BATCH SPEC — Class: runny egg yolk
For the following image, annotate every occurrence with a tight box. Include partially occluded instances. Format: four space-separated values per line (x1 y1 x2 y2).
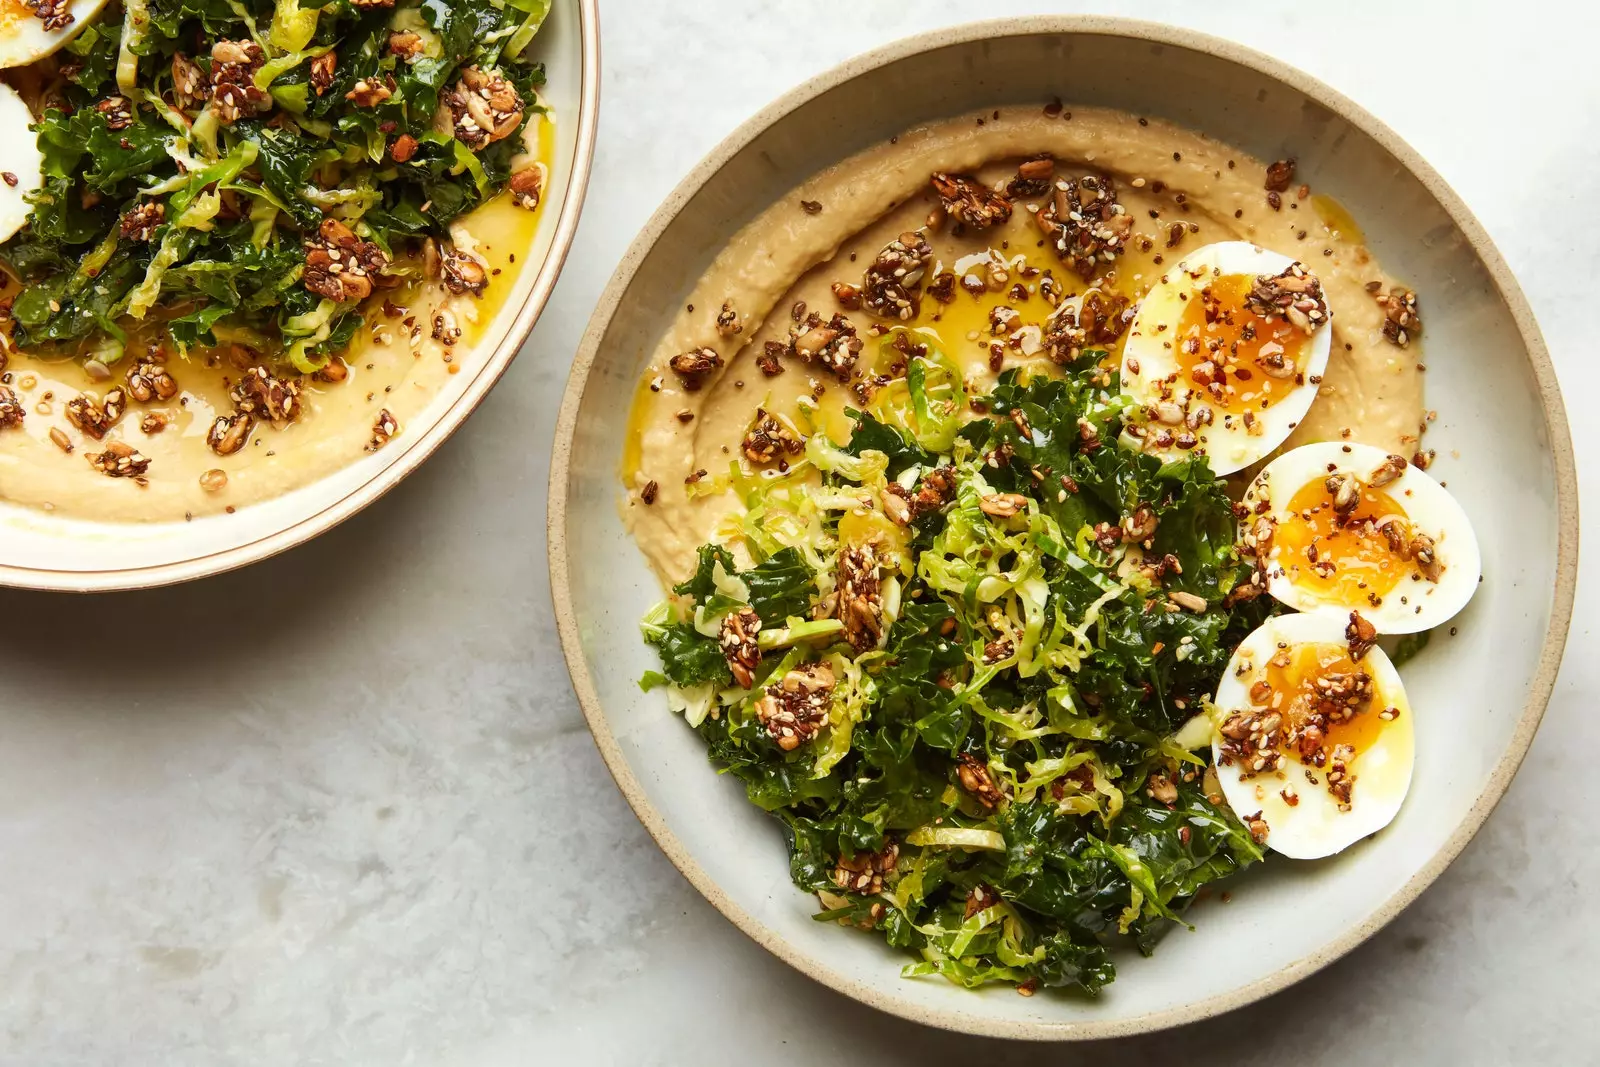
1273 476 1415 605
0 0 29 27
1262 642 1387 763
1173 273 1310 417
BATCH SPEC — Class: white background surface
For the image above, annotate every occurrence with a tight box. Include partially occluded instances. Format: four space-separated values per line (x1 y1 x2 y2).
1 2 1594 1064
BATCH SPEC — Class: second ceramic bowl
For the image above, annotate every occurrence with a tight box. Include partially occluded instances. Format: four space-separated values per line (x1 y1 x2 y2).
0 0 599 592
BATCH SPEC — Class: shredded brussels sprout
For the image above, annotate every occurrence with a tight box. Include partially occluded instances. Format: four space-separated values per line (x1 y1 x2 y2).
642 351 1276 995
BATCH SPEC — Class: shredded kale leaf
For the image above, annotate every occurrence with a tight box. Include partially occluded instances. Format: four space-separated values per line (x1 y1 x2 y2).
642 351 1279 996
651 624 731 690
743 547 814 624
842 408 933 476
673 544 738 603
2 0 549 369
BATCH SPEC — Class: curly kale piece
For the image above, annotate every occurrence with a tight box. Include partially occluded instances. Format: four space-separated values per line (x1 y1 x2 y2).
641 354 1275 997
1 0 549 369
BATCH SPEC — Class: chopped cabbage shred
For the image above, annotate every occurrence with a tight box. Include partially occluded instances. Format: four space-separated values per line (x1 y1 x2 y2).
641 340 1273 996
2 0 549 368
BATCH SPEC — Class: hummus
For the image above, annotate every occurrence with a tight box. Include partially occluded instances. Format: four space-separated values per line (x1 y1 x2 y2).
623 106 1425 585
0 120 552 523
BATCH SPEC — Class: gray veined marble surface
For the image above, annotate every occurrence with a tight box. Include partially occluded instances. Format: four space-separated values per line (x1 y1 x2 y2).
2 2 1597 1064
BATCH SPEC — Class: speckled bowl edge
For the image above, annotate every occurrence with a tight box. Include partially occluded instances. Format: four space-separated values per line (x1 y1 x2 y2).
548 14 1577 1041
0 0 601 593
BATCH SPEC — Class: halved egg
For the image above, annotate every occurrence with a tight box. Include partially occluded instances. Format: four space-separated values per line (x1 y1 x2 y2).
0 0 108 68
1212 612 1413 860
1120 241 1332 475
0 80 41 242
1240 441 1480 634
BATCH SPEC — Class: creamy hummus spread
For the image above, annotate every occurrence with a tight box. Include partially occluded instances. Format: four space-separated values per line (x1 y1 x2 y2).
0 121 552 523
623 106 1426 585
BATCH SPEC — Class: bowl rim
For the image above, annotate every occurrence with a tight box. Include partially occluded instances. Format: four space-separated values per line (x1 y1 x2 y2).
0 0 602 594
548 14 1578 1040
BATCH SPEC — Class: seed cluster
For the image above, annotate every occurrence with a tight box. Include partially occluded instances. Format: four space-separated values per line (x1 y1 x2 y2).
65 393 118 440
1244 263 1329 334
834 544 884 653
208 41 272 124
718 607 763 689
439 245 489 297
1368 282 1422 347
25 0 73 31
785 310 862 380
304 218 390 304
86 440 151 482
930 172 1014 230
741 407 804 466
754 663 835 751
93 96 134 131
1041 287 1132 366
668 347 723 391
230 366 302 426
1035 173 1132 279
957 753 1006 808
832 840 899 895
366 408 398 452
445 67 525 152
126 361 178 404
0 387 24 429
862 231 933 321
509 165 547 212
118 201 166 243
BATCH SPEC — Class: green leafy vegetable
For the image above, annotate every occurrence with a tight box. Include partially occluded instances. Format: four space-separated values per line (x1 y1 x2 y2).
648 623 732 690
641 357 1281 996
2 0 549 369
743 547 814 624
840 409 932 476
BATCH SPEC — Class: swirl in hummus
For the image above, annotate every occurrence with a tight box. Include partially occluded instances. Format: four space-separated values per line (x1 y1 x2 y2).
623 105 1428 586
0 158 550 523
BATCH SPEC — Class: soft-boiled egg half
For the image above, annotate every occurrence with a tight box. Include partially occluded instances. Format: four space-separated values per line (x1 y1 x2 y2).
0 0 107 68
1211 612 1413 860
1240 441 1480 634
0 81 41 242
1120 241 1332 475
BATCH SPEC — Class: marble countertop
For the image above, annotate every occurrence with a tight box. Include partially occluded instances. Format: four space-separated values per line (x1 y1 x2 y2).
3 2 1595 1064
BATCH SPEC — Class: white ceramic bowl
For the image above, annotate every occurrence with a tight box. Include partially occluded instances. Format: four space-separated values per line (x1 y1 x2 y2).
550 17 1577 1039
0 0 599 592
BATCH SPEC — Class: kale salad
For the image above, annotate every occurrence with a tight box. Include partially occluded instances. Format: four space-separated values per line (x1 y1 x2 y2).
1 0 550 373
641 338 1278 996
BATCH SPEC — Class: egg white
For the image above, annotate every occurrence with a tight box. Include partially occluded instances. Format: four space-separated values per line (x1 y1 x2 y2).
0 0 108 68
1120 241 1332 476
1243 441 1481 634
0 81 40 242
1212 612 1414 860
